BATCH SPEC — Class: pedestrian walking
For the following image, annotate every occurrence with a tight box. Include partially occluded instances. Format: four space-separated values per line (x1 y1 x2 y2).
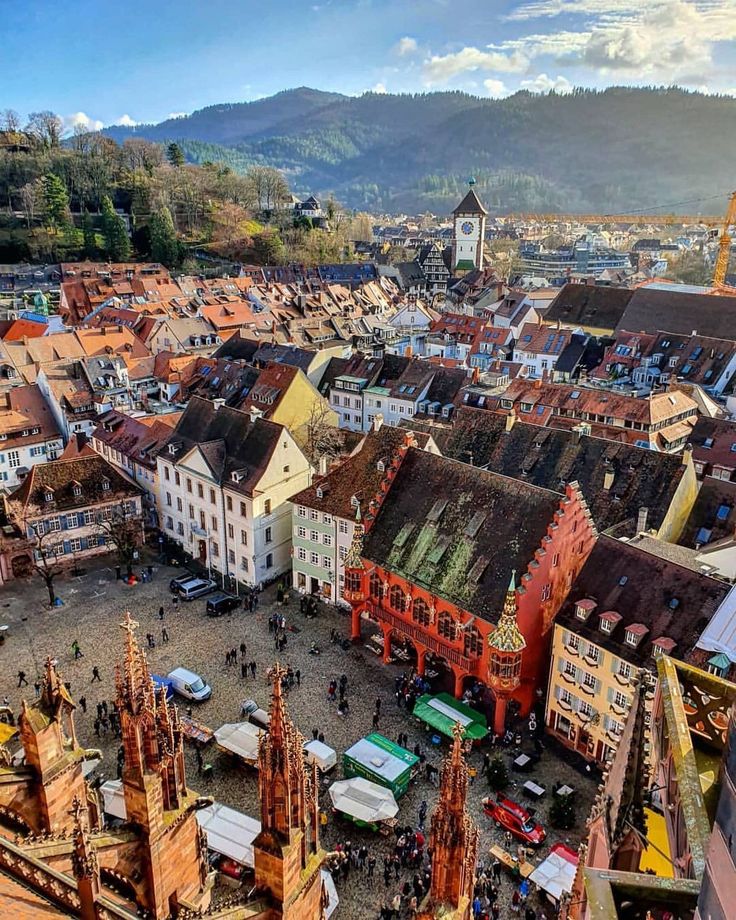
158 606 164 620
79 695 87 713
312 727 319 740
162 627 169 643
241 662 247 679
372 711 380 730
196 745 203 775
295 669 300 687
375 698 381 715
72 640 83 659
93 718 100 736
33 681 41 697
250 661 256 678
418 800 428 830
367 855 376 878
91 667 101 683
240 642 246 660
17 670 28 687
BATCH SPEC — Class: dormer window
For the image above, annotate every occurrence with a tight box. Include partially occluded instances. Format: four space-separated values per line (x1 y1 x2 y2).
599 611 621 635
575 599 596 622
44 489 54 503
652 637 676 658
350 495 359 508
624 624 648 648
101 478 110 491
377 460 385 472
231 470 245 483
316 487 324 499
168 444 178 455
72 483 82 497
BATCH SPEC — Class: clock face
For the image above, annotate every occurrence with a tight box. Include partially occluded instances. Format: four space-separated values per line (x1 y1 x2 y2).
461 220 474 236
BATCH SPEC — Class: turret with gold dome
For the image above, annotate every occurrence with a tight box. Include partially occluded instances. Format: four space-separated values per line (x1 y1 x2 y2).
487 571 526 736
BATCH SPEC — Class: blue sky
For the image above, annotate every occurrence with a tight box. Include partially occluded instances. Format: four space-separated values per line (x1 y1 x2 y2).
4 0 736 130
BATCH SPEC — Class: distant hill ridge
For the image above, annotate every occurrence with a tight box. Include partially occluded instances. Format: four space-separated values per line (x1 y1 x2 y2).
103 86 736 214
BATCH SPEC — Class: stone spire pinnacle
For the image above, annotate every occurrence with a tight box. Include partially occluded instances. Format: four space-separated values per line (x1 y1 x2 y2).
488 570 526 653
70 796 98 881
425 722 479 912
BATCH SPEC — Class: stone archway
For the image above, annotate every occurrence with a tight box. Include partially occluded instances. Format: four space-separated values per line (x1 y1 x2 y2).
386 629 418 669
424 653 459 696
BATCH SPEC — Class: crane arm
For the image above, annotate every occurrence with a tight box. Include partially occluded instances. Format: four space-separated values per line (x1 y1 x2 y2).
713 191 736 287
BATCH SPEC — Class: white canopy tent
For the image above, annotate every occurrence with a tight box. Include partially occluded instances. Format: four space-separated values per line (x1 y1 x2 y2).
529 844 578 902
329 777 399 823
100 779 126 821
215 722 263 766
195 802 261 868
304 739 337 772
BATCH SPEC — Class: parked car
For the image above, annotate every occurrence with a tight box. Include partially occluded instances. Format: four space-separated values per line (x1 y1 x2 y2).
166 667 212 701
206 592 243 617
170 572 195 593
482 795 546 846
176 578 216 601
240 699 270 731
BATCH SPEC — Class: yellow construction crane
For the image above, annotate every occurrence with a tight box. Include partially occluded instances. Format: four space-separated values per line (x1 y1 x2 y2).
713 191 736 287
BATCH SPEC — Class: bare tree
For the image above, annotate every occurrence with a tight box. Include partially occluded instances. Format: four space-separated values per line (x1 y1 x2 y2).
3 500 66 606
0 109 22 133
19 180 41 228
25 111 63 149
94 501 144 577
303 401 345 467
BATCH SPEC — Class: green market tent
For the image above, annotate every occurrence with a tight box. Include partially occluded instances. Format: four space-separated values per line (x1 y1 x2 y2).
412 693 488 741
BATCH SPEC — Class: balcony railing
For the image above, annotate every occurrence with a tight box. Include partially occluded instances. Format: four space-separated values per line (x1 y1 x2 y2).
367 602 473 672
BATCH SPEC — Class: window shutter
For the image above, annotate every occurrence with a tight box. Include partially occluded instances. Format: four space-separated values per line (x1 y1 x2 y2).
97 535 106 546
561 629 569 645
80 537 88 551
62 540 71 554
554 685 562 700
595 677 601 694
607 687 615 705
575 667 582 683
59 515 67 530
557 658 565 673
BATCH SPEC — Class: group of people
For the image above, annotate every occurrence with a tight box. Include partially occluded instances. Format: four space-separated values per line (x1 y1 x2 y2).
224 644 258 680
268 612 289 652
327 673 351 716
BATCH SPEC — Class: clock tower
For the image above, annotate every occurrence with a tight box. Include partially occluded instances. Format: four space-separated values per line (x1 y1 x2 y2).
452 180 488 275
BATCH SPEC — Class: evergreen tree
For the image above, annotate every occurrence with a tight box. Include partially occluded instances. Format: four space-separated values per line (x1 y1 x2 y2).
252 229 285 265
100 195 131 261
149 206 179 267
486 756 509 792
166 142 185 168
550 791 577 830
41 174 70 230
81 210 97 258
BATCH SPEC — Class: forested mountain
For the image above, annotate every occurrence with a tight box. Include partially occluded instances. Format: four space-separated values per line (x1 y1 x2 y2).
104 86 736 214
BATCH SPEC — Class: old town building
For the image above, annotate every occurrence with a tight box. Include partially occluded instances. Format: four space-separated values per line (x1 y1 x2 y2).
345 442 597 718
547 535 730 766
289 421 438 603
157 397 311 588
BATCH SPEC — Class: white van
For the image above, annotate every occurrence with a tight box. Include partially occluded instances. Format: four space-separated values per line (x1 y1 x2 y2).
167 667 212 701
177 578 216 601
240 699 269 730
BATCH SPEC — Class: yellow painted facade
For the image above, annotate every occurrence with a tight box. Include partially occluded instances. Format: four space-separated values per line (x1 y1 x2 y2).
269 368 339 449
546 621 644 767
656 453 699 543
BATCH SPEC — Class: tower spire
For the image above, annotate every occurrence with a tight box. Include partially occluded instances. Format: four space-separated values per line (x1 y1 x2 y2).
421 722 479 916
70 795 100 920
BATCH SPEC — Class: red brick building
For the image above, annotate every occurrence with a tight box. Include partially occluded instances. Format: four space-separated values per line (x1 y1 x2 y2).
345 437 597 721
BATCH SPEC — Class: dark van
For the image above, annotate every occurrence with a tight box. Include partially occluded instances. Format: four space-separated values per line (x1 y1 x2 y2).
206 592 242 617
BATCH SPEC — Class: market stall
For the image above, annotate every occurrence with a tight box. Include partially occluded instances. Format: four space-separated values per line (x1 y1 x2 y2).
343 733 418 798
180 715 215 746
412 693 488 741
304 739 337 772
528 842 578 904
329 776 399 831
195 802 261 868
214 722 263 767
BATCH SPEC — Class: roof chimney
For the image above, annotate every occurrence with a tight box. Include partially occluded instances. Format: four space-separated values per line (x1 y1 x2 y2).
249 406 264 423
637 506 649 534
505 410 516 433
318 455 330 476
373 413 384 433
603 465 615 491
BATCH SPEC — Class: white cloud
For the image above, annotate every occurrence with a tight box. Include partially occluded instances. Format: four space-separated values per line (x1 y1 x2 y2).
396 36 418 56
371 82 388 93
63 112 103 133
483 78 511 98
521 72 574 93
423 46 529 84
113 114 138 127
167 112 188 120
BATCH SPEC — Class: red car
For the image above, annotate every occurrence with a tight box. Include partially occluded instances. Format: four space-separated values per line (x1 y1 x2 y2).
482 795 547 847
